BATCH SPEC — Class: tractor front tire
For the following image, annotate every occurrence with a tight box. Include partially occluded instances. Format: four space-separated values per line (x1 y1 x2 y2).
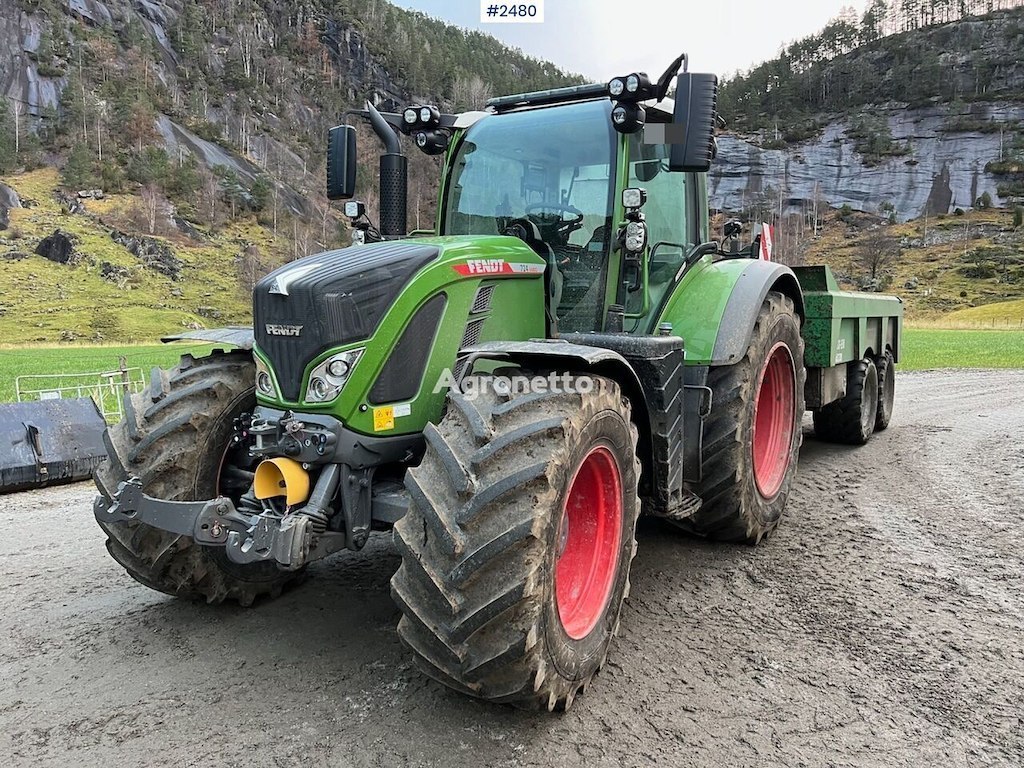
94 350 303 606
812 357 880 445
674 291 806 544
392 374 640 710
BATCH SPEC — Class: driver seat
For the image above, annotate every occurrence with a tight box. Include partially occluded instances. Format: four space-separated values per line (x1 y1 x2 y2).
506 219 562 332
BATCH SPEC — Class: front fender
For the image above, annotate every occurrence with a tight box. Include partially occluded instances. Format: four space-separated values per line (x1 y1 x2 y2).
161 326 255 349
656 258 804 366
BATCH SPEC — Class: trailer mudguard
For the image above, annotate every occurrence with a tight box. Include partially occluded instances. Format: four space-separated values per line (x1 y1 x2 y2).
655 257 804 366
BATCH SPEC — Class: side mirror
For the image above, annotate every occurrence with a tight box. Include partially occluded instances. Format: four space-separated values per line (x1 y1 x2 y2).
634 159 661 183
327 125 357 200
668 73 718 173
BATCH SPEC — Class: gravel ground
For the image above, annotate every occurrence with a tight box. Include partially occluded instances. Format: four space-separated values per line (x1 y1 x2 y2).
1 370 1022 767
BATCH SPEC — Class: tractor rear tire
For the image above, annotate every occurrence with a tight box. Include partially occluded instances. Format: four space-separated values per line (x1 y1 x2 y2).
94 349 303 606
392 374 640 710
673 291 806 544
812 357 880 445
874 349 896 431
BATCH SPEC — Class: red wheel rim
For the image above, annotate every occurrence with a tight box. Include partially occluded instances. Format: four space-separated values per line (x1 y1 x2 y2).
752 342 796 499
555 446 623 641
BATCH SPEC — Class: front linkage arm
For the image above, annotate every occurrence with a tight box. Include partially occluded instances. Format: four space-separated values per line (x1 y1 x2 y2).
93 478 348 571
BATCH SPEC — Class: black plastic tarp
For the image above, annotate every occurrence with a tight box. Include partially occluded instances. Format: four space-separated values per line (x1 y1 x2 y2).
0 398 107 494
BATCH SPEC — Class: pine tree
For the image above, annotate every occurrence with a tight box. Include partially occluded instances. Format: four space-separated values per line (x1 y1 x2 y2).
63 143 96 189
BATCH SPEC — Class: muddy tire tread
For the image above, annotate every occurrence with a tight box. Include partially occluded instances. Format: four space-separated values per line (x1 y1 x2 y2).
94 349 301 606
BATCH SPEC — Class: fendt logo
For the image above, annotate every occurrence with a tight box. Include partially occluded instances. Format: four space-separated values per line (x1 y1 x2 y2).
464 259 506 274
452 260 545 277
265 324 303 337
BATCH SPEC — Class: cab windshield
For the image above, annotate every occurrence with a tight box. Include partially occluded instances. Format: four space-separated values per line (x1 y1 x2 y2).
442 100 617 332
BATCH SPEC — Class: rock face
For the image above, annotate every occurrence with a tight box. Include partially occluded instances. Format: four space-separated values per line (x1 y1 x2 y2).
35 230 77 264
0 0 61 117
110 230 183 280
154 116 307 215
321 20 409 109
1 0 411 216
0 182 20 230
710 102 1024 222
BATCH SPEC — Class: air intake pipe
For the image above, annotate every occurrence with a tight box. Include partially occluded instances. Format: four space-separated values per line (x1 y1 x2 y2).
367 101 408 238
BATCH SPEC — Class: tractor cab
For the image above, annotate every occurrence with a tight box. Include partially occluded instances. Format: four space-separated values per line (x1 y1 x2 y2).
442 99 617 333
328 54 717 337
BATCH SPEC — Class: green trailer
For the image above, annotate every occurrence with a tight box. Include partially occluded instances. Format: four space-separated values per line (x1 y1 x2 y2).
795 265 902 442
92 55 903 711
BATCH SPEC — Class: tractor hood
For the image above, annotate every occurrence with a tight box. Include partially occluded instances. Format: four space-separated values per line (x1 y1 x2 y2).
254 241 439 401
252 236 547 434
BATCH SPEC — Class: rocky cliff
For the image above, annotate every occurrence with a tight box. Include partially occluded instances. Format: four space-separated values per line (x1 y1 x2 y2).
0 0 414 208
712 7 1024 221
711 102 1024 221
1 0 579 222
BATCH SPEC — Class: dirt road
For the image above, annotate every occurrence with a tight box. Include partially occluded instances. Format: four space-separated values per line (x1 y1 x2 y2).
2 370 1022 767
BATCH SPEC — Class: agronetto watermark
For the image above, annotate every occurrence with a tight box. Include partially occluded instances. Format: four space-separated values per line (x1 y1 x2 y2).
433 369 593 400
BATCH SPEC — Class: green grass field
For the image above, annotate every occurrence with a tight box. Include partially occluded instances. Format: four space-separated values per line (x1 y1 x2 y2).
0 343 214 403
0 331 1020 406
899 328 1024 370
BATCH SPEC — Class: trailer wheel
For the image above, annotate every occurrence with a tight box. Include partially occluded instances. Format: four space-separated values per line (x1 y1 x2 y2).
392 374 640 710
93 350 303 606
874 349 896 431
673 291 805 544
812 358 880 445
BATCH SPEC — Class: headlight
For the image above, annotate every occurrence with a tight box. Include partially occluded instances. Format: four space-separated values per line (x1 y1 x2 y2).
624 221 647 252
626 74 639 93
622 187 647 209
309 377 330 401
608 78 624 97
305 348 364 403
610 102 646 134
419 106 432 123
403 108 418 125
254 356 279 398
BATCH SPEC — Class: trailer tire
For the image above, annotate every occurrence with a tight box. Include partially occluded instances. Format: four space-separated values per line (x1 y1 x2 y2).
812 358 879 446
392 374 640 710
874 349 896 431
93 350 303 606
672 292 805 544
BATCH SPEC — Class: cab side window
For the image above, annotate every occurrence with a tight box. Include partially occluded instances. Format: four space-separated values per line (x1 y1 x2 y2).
627 133 692 315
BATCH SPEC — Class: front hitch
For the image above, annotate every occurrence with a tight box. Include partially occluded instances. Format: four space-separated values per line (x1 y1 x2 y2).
93 478 345 570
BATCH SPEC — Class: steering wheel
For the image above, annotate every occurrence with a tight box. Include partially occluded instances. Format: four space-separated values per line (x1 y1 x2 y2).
525 203 584 242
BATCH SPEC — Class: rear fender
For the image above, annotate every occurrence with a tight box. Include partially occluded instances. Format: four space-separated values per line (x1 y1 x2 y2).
657 258 804 366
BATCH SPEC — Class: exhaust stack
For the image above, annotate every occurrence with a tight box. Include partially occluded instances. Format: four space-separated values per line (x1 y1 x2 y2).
367 101 408 238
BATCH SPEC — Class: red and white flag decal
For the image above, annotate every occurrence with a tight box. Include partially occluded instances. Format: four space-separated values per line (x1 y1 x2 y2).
453 260 546 276
760 223 774 262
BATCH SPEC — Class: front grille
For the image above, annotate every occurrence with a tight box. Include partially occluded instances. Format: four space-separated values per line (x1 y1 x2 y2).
253 242 439 401
461 318 485 348
470 284 495 314
369 293 447 405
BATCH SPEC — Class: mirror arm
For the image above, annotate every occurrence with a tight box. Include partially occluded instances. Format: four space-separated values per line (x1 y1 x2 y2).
655 53 687 101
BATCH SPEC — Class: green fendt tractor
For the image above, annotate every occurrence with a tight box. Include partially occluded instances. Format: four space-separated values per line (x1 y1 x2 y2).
93 56 902 710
